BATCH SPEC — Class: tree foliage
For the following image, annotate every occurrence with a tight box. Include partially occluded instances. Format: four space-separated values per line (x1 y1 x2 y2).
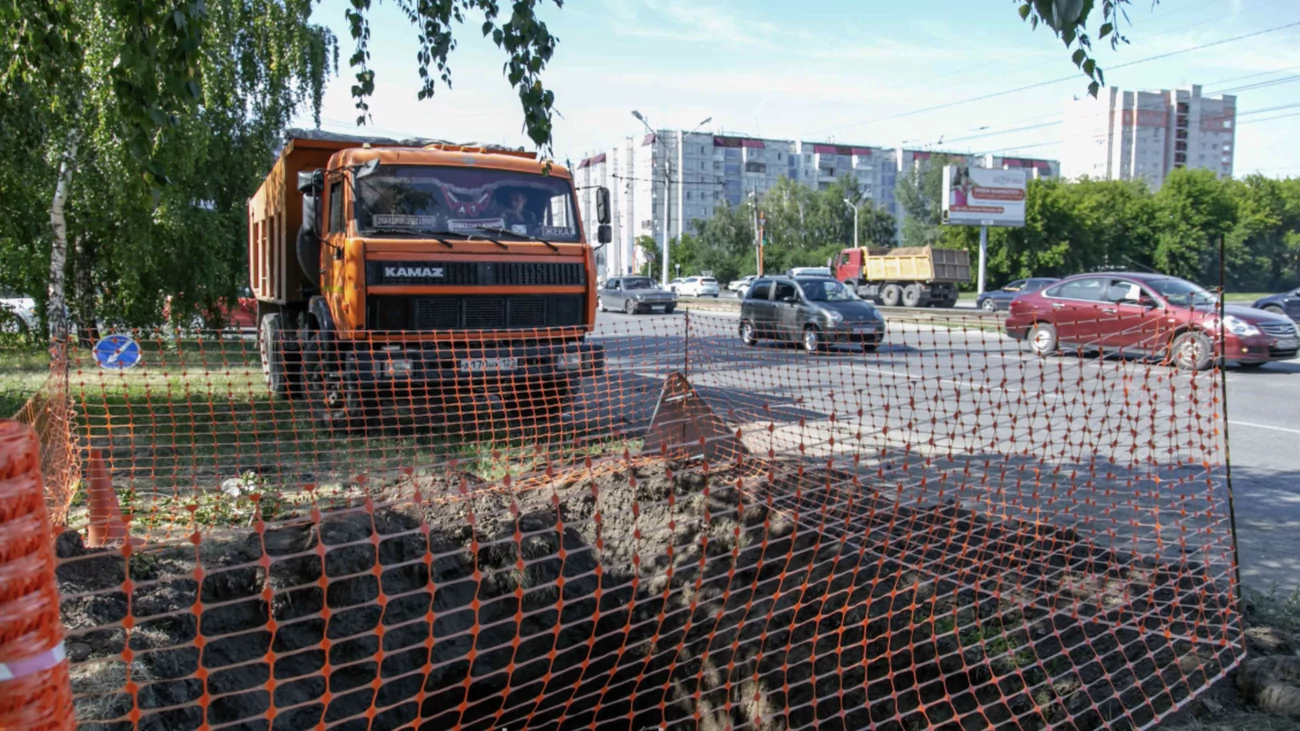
0 0 337 332
938 169 1300 293
894 155 961 247
666 176 898 281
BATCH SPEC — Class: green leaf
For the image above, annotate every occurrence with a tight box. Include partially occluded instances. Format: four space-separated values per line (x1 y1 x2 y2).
1019 3 1031 20
1088 80 1100 97
1099 22 1113 39
1072 48 1086 67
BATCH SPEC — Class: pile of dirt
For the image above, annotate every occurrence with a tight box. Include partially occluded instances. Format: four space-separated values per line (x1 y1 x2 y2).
56 457 1239 731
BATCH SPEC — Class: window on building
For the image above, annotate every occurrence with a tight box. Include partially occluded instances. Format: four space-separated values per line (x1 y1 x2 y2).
745 161 766 174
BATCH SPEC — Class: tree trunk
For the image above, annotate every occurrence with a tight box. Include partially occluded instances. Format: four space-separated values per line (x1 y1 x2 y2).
47 133 79 341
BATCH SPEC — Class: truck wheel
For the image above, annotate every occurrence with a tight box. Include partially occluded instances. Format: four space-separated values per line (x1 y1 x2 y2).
304 332 368 432
624 299 637 315
880 284 902 307
901 284 922 308
740 320 758 346
259 313 291 399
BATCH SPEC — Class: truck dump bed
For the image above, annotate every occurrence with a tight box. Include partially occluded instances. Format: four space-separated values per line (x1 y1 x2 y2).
862 246 971 284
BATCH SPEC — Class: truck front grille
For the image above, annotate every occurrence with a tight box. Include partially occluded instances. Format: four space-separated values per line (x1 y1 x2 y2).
366 261 586 287
369 295 585 331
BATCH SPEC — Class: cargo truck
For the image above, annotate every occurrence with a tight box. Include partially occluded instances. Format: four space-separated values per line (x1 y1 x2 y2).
832 245 971 308
247 130 610 427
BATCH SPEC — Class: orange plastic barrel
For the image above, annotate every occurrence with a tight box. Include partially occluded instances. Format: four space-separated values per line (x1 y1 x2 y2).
0 420 74 730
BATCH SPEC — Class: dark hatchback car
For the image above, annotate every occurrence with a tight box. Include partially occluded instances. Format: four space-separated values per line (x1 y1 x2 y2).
1252 287 1300 323
1005 272 1299 370
976 278 1059 313
740 276 886 352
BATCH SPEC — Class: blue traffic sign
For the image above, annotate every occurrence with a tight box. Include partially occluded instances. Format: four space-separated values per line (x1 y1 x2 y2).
93 334 142 370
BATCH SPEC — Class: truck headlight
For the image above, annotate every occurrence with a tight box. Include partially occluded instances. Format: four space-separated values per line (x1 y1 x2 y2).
557 352 584 370
383 358 414 376
1223 315 1260 337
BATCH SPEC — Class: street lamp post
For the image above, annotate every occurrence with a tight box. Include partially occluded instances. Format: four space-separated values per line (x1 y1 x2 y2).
631 111 711 287
844 197 864 250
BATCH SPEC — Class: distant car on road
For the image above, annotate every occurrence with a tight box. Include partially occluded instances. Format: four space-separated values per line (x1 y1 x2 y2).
1005 272 1299 370
1252 288 1300 322
740 276 885 353
787 267 833 278
727 275 757 294
598 276 677 315
675 276 720 297
976 278 1059 313
0 288 37 334
164 288 258 331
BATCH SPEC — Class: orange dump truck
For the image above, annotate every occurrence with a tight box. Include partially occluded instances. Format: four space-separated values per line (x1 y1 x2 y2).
247 130 610 426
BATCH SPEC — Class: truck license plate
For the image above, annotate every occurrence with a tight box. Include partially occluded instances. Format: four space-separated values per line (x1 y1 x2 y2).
459 357 517 372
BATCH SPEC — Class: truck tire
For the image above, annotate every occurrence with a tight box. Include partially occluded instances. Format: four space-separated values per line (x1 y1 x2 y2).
259 313 291 399
901 284 922 308
303 330 368 432
880 284 902 307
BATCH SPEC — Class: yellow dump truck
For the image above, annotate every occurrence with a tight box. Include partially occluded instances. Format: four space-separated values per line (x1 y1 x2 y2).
832 245 971 308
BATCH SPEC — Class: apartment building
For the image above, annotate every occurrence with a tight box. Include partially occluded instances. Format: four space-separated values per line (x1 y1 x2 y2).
1061 84 1236 189
577 130 1060 280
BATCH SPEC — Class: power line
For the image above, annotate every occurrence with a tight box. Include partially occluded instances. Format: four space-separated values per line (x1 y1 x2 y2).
842 0 1263 118
976 103 1300 156
817 20 1300 135
1204 64 1300 91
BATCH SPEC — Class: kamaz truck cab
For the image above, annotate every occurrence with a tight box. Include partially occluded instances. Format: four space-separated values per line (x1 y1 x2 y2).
248 130 611 427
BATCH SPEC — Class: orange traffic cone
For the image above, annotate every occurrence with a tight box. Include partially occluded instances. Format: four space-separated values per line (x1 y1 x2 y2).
84 449 128 548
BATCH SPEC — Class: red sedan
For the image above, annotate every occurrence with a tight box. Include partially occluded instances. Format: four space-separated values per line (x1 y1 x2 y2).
1005 272 1299 370
164 287 258 331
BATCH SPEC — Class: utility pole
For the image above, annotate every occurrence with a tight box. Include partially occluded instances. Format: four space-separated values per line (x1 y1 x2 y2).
630 112 712 287
660 153 671 286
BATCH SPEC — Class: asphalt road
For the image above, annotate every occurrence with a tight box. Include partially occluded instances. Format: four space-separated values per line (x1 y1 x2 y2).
591 307 1300 594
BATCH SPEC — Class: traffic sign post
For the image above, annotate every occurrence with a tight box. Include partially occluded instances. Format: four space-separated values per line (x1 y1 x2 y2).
93 334 142 370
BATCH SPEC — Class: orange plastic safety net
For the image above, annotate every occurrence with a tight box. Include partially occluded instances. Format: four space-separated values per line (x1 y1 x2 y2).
22 311 1242 729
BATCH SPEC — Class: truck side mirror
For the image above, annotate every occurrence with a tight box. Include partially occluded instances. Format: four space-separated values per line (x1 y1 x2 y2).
596 187 611 225
297 170 324 236
297 170 323 195
597 224 612 245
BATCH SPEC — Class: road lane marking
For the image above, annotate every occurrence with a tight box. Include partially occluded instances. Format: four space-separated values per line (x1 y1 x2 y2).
1228 420 1300 436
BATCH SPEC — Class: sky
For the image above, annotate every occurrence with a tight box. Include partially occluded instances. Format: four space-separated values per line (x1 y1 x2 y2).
291 0 1300 178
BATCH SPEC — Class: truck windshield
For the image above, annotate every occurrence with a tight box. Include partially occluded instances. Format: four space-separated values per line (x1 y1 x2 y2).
354 164 580 242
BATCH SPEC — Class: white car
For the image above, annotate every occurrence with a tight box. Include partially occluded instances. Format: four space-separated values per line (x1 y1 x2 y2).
788 267 833 278
727 275 757 294
675 277 720 297
0 289 37 334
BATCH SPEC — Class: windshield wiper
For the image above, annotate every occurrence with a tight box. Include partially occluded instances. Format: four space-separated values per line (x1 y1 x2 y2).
475 226 561 253
361 228 453 248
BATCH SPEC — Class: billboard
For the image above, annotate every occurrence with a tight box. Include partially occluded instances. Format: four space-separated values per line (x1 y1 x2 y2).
942 165 1027 227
